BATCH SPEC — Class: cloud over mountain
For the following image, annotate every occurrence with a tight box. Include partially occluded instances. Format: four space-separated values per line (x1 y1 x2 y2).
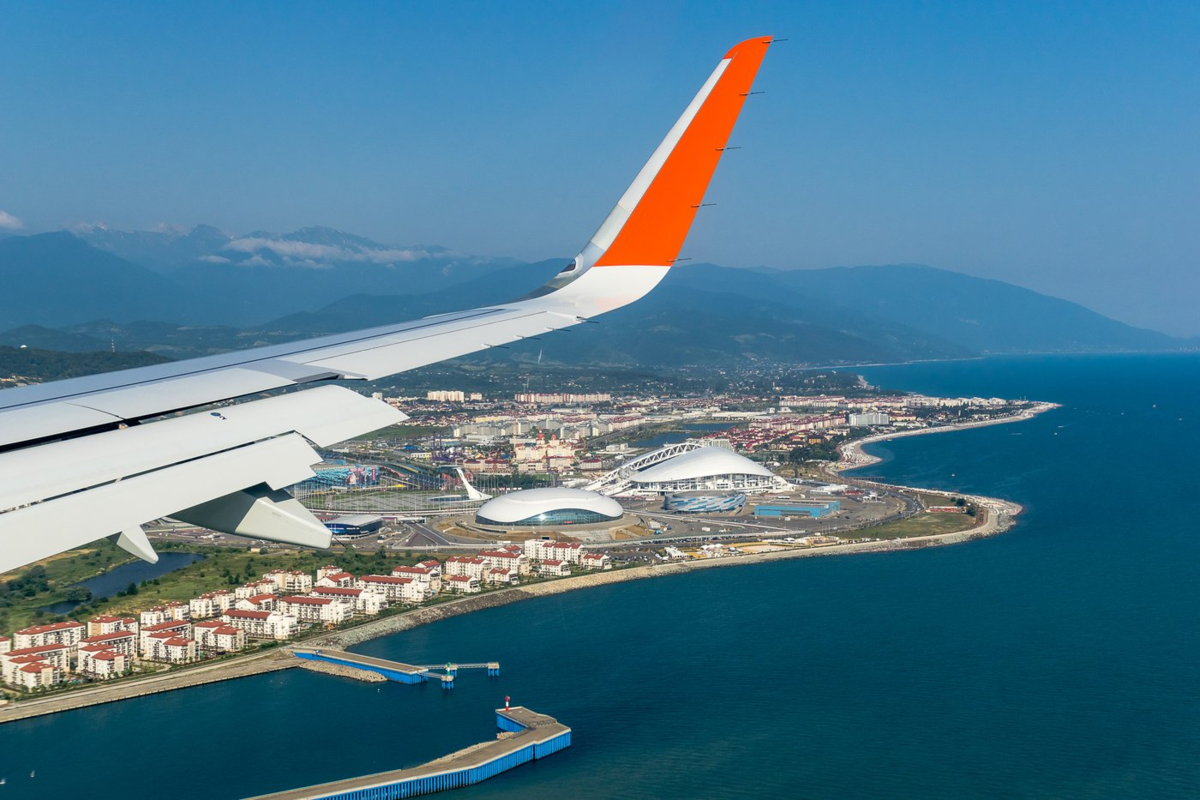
0 210 24 230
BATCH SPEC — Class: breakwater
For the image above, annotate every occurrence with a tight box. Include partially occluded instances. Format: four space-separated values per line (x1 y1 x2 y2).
246 706 571 800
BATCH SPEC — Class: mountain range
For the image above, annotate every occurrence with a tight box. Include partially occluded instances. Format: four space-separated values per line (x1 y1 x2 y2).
0 225 1186 368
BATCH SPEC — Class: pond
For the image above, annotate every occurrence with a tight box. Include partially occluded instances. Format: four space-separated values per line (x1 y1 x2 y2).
40 552 207 615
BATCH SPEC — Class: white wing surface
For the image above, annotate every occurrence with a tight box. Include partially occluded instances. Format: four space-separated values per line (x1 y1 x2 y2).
0 37 773 573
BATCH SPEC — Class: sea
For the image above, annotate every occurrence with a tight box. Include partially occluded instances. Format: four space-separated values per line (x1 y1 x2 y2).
2 353 1199 798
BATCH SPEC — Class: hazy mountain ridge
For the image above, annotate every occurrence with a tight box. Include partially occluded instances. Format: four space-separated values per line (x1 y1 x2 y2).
0 226 1188 367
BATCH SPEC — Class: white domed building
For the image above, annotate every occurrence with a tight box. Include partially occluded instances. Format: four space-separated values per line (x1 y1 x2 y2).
587 444 791 497
475 487 624 530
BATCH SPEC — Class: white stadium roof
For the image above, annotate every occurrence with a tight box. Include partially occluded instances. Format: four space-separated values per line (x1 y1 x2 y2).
476 487 623 525
629 446 776 484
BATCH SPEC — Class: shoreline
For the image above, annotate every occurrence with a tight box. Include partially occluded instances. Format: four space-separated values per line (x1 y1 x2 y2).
0 402 1057 724
832 401 1060 473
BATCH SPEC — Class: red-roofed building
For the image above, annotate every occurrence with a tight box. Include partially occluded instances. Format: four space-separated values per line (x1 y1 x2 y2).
2 644 71 684
280 595 348 625
478 549 530 575
12 660 62 690
357 575 430 604
236 581 278 600
220 609 298 640
0 636 10 656
581 553 612 570
236 593 278 612
83 649 128 679
538 559 570 578
486 567 518 586
312 586 384 615
145 636 197 664
444 556 487 580
13 620 85 650
80 630 136 657
263 570 313 593
444 575 481 594
193 620 247 652
315 572 355 589
389 565 441 592
139 620 193 657
315 565 343 582
87 615 138 637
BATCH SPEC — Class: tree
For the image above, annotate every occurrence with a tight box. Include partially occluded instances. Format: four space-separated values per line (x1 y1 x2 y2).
126 582 139 596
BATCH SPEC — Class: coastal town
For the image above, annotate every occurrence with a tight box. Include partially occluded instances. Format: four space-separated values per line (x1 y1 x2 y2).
0 539 616 694
0 379 1054 703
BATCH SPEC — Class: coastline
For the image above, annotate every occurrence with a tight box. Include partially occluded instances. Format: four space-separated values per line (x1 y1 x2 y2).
0 402 1057 725
832 401 1060 473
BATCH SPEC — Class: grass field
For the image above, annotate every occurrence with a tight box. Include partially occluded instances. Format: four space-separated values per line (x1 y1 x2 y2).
865 511 977 540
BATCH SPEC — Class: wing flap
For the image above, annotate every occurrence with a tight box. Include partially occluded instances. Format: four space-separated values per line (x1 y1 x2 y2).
0 386 403 513
0 434 319 574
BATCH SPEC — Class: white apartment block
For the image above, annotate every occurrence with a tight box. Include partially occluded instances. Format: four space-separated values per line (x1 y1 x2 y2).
0 636 9 655
80 631 136 658
581 553 612 570
193 621 247 652
390 565 440 593
236 594 278 612
525 540 584 565
315 565 343 582
220 610 297 640
312 586 384 615
235 581 277 600
2 644 71 685
358 575 431 604
316 572 355 589
444 556 487 580
139 621 193 656
263 570 314 593
538 559 571 578
486 568 518 586
87 616 138 637
13 620 85 650
190 590 237 619
280 596 348 625
144 634 198 664
79 649 128 679
477 549 530 575
11 661 63 690
444 575 481 594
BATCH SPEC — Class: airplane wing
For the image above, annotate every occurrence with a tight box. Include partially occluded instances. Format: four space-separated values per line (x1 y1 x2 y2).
0 36 773 573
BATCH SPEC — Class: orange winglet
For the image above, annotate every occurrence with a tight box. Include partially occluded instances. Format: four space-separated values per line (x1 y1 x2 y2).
594 36 773 267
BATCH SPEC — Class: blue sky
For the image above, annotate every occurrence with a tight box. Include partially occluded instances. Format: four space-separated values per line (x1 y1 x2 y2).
2 1 1197 334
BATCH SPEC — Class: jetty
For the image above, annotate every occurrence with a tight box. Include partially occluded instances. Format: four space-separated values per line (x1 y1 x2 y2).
290 648 499 688
246 706 571 799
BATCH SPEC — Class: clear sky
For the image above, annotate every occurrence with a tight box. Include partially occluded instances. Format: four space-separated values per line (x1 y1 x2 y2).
2 1 1197 335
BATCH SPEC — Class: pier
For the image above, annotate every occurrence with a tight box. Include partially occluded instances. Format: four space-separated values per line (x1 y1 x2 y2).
290 648 498 688
246 706 571 799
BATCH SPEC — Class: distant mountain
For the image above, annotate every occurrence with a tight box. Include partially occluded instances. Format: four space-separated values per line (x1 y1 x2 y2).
1 225 1186 367
0 232 189 329
760 264 1178 353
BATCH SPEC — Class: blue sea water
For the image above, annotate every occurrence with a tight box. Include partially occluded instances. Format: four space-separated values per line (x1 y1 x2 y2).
2 354 1199 798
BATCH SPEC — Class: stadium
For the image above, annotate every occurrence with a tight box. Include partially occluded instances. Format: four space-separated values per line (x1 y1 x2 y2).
474 488 624 530
587 443 791 497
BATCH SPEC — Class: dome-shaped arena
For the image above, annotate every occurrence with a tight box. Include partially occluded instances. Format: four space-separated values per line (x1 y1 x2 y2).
620 445 790 495
475 487 624 528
